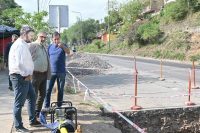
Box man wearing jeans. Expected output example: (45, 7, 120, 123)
(44, 31, 70, 108)
(9, 26, 40, 133)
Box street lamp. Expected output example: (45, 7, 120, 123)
(72, 11, 83, 45)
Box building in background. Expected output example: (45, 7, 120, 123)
(143, 0, 176, 15)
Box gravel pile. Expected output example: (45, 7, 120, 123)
(66, 53, 112, 76)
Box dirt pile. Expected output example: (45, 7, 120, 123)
(67, 53, 112, 76)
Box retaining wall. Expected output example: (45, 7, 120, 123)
(114, 107, 200, 133)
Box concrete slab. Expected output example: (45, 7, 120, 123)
(0, 70, 14, 133)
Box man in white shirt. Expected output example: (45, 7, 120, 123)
(9, 26, 40, 133)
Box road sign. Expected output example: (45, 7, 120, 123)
(49, 5, 69, 30)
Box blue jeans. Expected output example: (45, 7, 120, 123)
(44, 73, 66, 108)
(10, 74, 36, 128)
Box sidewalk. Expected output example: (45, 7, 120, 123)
(11, 92, 121, 133)
(11, 108, 51, 133)
(0, 70, 50, 133)
(3, 67, 121, 132)
(0, 70, 14, 133)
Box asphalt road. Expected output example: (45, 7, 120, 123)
(97, 54, 200, 82)
(77, 54, 200, 110)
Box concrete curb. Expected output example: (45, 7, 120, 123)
(85, 52, 200, 69)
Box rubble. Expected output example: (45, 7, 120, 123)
(66, 53, 112, 76)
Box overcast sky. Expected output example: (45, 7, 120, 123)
(15, 0, 127, 27)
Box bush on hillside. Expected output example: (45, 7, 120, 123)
(124, 19, 146, 46)
(162, 0, 188, 22)
(136, 20, 162, 44)
(188, 0, 200, 12)
(190, 54, 200, 62)
(93, 40, 105, 49)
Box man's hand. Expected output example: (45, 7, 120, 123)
(58, 43, 70, 55)
(24, 75, 32, 81)
(58, 43, 64, 48)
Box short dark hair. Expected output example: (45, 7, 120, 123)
(12, 34, 18, 39)
(20, 25, 34, 36)
(52, 31, 60, 38)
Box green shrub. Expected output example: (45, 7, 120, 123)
(153, 50, 185, 60)
(94, 40, 102, 49)
(136, 20, 161, 44)
(153, 50, 162, 58)
(163, 50, 185, 60)
(162, 0, 188, 22)
(190, 54, 200, 62)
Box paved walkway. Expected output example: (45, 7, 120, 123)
(0, 70, 14, 133)
(0, 70, 51, 133)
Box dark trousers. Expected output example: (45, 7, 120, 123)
(32, 71, 47, 115)
(9, 75, 12, 87)
(44, 73, 66, 108)
(7, 64, 12, 88)
(10, 74, 36, 128)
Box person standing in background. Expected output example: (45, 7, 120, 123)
(4, 34, 18, 91)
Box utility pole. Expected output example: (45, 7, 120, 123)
(108, 0, 111, 50)
(37, 0, 39, 13)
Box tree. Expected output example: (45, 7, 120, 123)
(104, 0, 122, 33)
(0, 7, 23, 27)
(62, 19, 100, 45)
(0, 8, 50, 32)
(82, 19, 99, 41)
(118, 0, 146, 35)
(61, 30, 68, 44)
(119, 0, 143, 24)
(0, 0, 19, 12)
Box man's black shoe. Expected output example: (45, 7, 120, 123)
(16, 126, 32, 133)
(29, 120, 41, 127)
